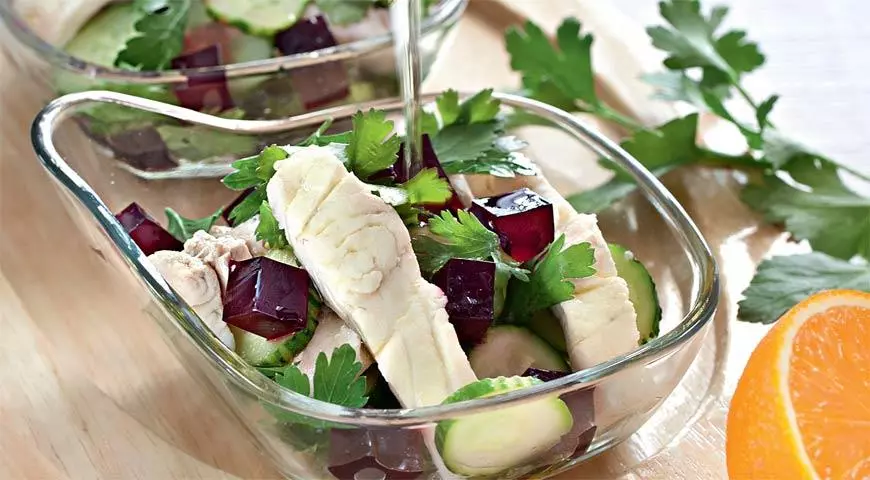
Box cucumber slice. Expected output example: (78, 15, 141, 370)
(528, 309, 568, 354)
(232, 313, 316, 366)
(57, 3, 142, 94)
(469, 325, 568, 379)
(205, 0, 309, 37)
(436, 376, 573, 476)
(609, 243, 662, 344)
(63, 3, 141, 68)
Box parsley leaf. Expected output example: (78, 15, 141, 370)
(505, 19, 646, 131)
(222, 146, 290, 224)
(400, 169, 453, 205)
(164, 207, 222, 242)
(223, 145, 289, 191)
(115, 0, 191, 71)
(742, 158, 870, 260)
(427, 89, 536, 178)
(503, 236, 597, 322)
(567, 114, 701, 212)
(738, 253, 870, 324)
(255, 201, 289, 250)
(506, 19, 598, 111)
(413, 210, 527, 280)
(268, 344, 368, 427)
(647, 0, 764, 79)
(346, 109, 401, 179)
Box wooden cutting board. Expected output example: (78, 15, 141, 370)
(0, 1, 786, 478)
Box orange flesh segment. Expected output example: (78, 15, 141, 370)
(789, 305, 870, 479)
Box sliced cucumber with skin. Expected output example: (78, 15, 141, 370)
(205, 0, 309, 37)
(469, 325, 568, 379)
(609, 243, 662, 344)
(528, 309, 568, 354)
(436, 376, 573, 476)
(232, 313, 317, 366)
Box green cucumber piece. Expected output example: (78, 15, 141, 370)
(205, 0, 309, 37)
(609, 243, 662, 344)
(232, 314, 317, 367)
(469, 325, 568, 379)
(528, 310, 568, 354)
(265, 248, 298, 266)
(63, 3, 141, 69)
(436, 376, 573, 476)
(57, 3, 143, 95)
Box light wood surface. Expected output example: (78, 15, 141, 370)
(1, 1, 857, 479)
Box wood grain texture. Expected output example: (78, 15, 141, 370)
(2, 0, 855, 478)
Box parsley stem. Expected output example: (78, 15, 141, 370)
(595, 105, 648, 133)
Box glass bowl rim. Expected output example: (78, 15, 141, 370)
(30, 90, 720, 427)
(0, 0, 466, 84)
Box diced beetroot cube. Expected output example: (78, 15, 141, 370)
(222, 188, 255, 226)
(171, 45, 235, 111)
(522, 367, 569, 383)
(432, 259, 495, 346)
(393, 135, 464, 213)
(274, 16, 349, 110)
(328, 428, 426, 480)
(115, 202, 183, 255)
(223, 257, 309, 340)
(106, 127, 177, 171)
(182, 24, 237, 61)
(470, 188, 555, 262)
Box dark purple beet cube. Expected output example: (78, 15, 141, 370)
(171, 45, 235, 111)
(393, 135, 464, 214)
(470, 188, 555, 262)
(432, 259, 495, 346)
(106, 127, 177, 171)
(115, 202, 183, 255)
(328, 428, 426, 480)
(223, 257, 309, 340)
(275, 16, 349, 110)
(522, 367, 569, 383)
(222, 188, 255, 226)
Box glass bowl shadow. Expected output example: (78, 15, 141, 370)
(2, 0, 466, 179)
(30, 90, 719, 480)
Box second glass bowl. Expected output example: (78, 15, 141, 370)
(31, 90, 718, 480)
(1, 0, 466, 178)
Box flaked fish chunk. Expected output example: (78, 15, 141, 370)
(148, 250, 234, 349)
(184, 230, 253, 290)
(267, 146, 476, 407)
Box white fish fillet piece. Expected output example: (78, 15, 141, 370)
(148, 250, 235, 349)
(294, 308, 373, 381)
(267, 146, 476, 407)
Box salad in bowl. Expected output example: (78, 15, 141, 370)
(112, 89, 666, 478)
(2, 0, 465, 177)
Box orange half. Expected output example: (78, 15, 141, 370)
(727, 289, 870, 479)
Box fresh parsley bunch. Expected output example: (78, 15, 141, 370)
(504, 0, 870, 323)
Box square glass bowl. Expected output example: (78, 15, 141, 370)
(30, 90, 719, 480)
(1, 0, 466, 179)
